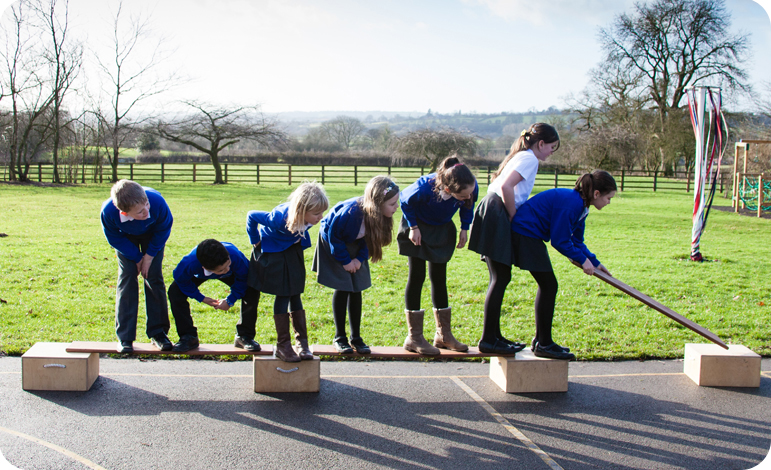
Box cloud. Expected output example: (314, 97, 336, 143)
(463, 0, 635, 26)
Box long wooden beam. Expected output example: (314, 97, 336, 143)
(584, 267, 728, 349)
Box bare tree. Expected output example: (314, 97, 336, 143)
(0, 0, 55, 182)
(157, 101, 286, 184)
(321, 116, 365, 150)
(35, 0, 82, 183)
(396, 127, 478, 171)
(93, 0, 178, 182)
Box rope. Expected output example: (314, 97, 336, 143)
(738, 176, 771, 211)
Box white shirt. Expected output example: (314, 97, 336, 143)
(487, 149, 540, 209)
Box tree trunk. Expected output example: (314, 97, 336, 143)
(210, 152, 224, 184)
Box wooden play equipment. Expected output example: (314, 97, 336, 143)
(733, 140, 771, 217)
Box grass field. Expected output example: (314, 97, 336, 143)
(0, 181, 768, 360)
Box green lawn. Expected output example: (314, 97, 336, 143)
(0, 182, 769, 360)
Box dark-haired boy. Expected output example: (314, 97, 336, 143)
(168, 239, 260, 352)
(100, 179, 173, 354)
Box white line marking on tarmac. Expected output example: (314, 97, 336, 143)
(0, 426, 109, 470)
(450, 376, 565, 470)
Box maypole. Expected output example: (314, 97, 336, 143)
(685, 86, 728, 262)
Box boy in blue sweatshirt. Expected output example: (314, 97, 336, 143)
(100, 180, 173, 353)
(168, 239, 260, 352)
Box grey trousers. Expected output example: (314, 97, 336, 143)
(115, 240, 170, 342)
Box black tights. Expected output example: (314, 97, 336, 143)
(404, 257, 448, 311)
(333, 290, 363, 339)
(273, 294, 303, 316)
(480, 258, 512, 344)
(530, 270, 558, 346)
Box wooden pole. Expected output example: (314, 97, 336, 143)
(759, 173, 764, 218)
(193, 163, 196, 183)
(742, 144, 749, 209)
(575, 263, 728, 349)
(621, 169, 625, 192)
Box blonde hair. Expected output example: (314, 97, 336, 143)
(361, 175, 399, 262)
(286, 181, 329, 236)
(110, 179, 147, 212)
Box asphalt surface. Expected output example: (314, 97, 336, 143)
(1, 356, 770, 470)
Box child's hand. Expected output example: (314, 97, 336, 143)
(203, 297, 219, 308)
(457, 229, 468, 249)
(581, 258, 595, 276)
(137, 254, 154, 279)
(597, 264, 611, 276)
(352, 259, 362, 271)
(343, 261, 357, 273)
(215, 299, 231, 311)
(409, 227, 421, 246)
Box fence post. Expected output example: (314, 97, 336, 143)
(130, 163, 134, 180)
(256, 164, 260, 184)
(224, 164, 228, 184)
(161, 163, 165, 183)
(487, 166, 491, 185)
(653, 170, 658, 192)
(321, 165, 325, 185)
(620, 169, 625, 191)
(420, 166, 424, 176)
(554, 170, 558, 188)
(99, 165, 103, 183)
(354, 166, 358, 186)
(288, 164, 291, 185)
(193, 163, 196, 182)
(759, 173, 765, 218)
(37, 163, 42, 182)
(388, 165, 391, 175)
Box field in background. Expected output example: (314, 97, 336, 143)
(0, 182, 768, 359)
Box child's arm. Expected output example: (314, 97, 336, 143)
(549, 206, 598, 269)
(456, 183, 479, 248)
(224, 254, 249, 309)
(499, 170, 525, 221)
(246, 210, 272, 246)
(101, 212, 143, 262)
(146, 201, 173, 261)
(571, 220, 603, 275)
(173, 261, 208, 305)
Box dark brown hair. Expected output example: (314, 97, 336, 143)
(361, 175, 399, 263)
(432, 155, 476, 209)
(491, 122, 560, 182)
(573, 170, 617, 207)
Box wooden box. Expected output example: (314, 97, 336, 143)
(489, 350, 569, 393)
(253, 356, 320, 393)
(22, 342, 99, 391)
(684, 343, 760, 387)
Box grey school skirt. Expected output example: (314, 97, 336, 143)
(396, 217, 457, 264)
(511, 231, 553, 272)
(312, 234, 371, 292)
(468, 192, 514, 266)
(247, 242, 306, 297)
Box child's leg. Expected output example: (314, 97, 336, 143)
(274, 296, 291, 316)
(427, 261, 448, 308)
(288, 295, 312, 360)
(115, 251, 140, 342)
(480, 258, 511, 344)
(530, 270, 558, 346)
(289, 294, 303, 312)
(142, 248, 170, 339)
(347, 292, 363, 339)
(236, 286, 260, 340)
(167, 280, 201, 338)
(332, 290, 350, 339)
(404, 257, 427, 311)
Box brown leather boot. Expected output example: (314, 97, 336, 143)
(433, 307, 468, 352)
(403, 309, 440, 356)
(273, 313, 300, 363)
(290, 309, 313, 360)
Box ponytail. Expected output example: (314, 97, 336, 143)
(433, 154, 476, 209)
(491, 122, 560, 182)
(574, 170, 617, 207)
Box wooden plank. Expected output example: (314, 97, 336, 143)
(589, 269, 728, 349)
(66, 341, 273, 356)
(310, 345, 516, 358)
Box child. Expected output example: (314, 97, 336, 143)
(397, 156, 478, 355)
(100, 179, 173, 354)
(247, 182, 329, 363)
(511, 170, 617, 360)
(312, 175, 400, 354)
(167, 239, 259, 353)
(468, 123, 560, 354)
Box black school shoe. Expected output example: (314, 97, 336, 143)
(172, 335, 200, 353)
(478, 338, 521, 354)
(333, 337, 354, 354)
(498, 336, 526, 351)
(234, 335, 261, 352)
(350, 337, 371, 354)
(531, 337, 570, 353)
(118, 341, 133, 354)
(533, 341, 575, 360)
(150, 333, 173, 351)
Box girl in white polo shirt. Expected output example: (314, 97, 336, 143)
(468, 122, 560, 354)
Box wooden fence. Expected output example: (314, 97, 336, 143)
(1, 162, 728, 193)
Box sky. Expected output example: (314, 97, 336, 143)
(1, 0, 770, 116)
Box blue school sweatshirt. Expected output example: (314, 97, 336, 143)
(399, 174, 479, 230)
(172, 242, 249, 306)
(510, 188, 600, 267)
(318, 197, 368, 265)
(246, 203, 312, 253)
(100, 188, 173, 263)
